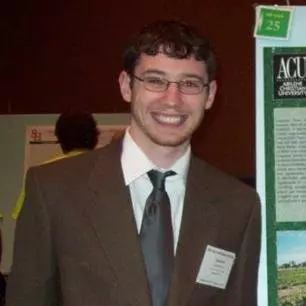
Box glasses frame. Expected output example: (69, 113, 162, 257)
(133, 75, 209, 95)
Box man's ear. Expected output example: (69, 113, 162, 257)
(205, 80, 217, 110)
(118, 71, 132, 103)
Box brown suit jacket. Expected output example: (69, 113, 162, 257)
(6, 139, 261, 306)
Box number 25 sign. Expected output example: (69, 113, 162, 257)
(254, 6, 294, 40)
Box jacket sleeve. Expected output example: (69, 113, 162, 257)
(6, 168, 60, 306)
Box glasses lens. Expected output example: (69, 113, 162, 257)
(179, 80, 204, 94)
(144, 77, 167, 92)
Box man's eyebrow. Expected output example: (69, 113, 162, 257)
(180, 73, 205, 81)
(140, 70, 205, 82)
(141, 69, 166, 76)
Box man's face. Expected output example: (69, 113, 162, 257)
(119, 52, 217, 151)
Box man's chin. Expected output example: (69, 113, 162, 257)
(149, 134, 189, 148)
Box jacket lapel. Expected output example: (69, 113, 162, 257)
(84, 140, 151, 306)
(168, 157, 221, 306)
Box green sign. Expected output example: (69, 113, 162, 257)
(255, 6, 293, 39)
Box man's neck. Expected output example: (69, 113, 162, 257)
(128, 130, 189, 169)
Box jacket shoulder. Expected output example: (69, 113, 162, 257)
(190, 155, 259, 201)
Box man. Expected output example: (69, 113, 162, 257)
(6, 20, 261, 306)
(11, 110, 99, 219)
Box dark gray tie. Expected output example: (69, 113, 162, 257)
(140, 169, 176, 306)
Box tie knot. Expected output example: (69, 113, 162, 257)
(148, 170, 176, 191)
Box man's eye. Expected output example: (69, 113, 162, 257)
(182, 80, 202, 88)
(146, 77, 165, 86)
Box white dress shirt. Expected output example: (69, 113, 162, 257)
(120, 129, 190, 253)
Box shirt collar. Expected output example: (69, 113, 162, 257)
(121, 129, 190, 186)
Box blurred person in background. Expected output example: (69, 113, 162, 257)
(11, 110, 99, 220)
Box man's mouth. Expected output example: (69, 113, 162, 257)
(152, 113, 185, 126)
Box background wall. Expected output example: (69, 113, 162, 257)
(2, 0, 305, 177)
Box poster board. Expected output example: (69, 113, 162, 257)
(255, 6, 306, 306)
(24, 125, 125, 173)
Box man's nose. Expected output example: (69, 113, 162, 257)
(163, 82, 182, 105)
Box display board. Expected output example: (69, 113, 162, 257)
(255, 6, 306, 306)
(24, 125, 125, 174)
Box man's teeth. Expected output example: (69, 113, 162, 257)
(156, 115, 181, 124)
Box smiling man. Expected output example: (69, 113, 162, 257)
(7, 20, 261, 306)
(119, 52, 216, 168)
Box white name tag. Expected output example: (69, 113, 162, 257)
(196, 245, 236, 289)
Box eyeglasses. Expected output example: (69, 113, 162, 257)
(133, 75, 209, 95)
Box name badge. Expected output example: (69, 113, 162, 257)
(196, 245, 236, 289)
